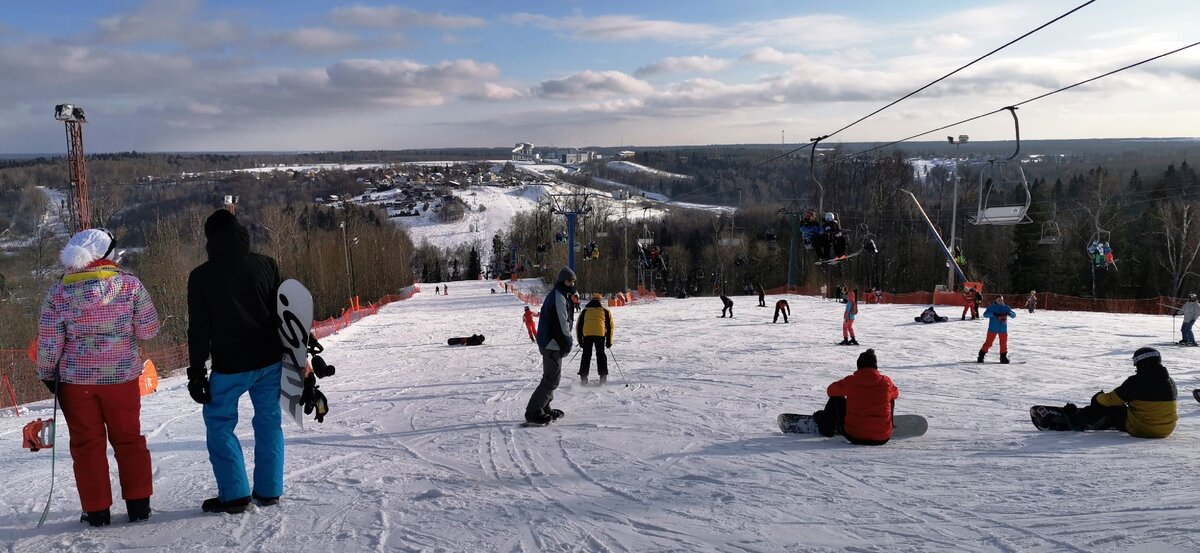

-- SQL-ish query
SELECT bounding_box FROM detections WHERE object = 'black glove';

[188,377,211,405]
[42,380,56,396]
[606,340,612,349]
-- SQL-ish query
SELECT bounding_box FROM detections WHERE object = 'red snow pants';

[525,322,537,341]
[981,331,1008,354]
[60,380,152,511]
[842,320,855,339]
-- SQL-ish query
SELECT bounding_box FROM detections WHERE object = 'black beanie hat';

[857,348,878,369]
[205,209,239,238]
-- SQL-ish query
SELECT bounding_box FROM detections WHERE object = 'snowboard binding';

[308,335,336,378]
[299,374,330,423]
[22,418,55,452]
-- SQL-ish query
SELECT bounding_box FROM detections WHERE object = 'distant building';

[512,143,537,162]
[618,150,635,158]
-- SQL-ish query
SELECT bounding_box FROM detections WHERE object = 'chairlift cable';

[759,0,1097,168]
[840,39,1200,161]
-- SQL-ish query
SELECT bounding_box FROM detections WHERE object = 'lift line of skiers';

[525,267,1197,445]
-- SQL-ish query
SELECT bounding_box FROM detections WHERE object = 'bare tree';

[1154,200,1200,299]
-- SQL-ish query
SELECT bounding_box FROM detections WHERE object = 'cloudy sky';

[1,0,1198,153]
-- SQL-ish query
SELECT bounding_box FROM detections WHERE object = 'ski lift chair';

[967,107,1033,226]
[1038,221,1062,245]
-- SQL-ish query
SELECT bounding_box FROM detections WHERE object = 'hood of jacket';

[206,223,251,262]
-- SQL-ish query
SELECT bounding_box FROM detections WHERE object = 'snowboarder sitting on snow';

[525,267,576,425]
[811,349,900,445]
[978,296,1016,364]
[720,293,733,318]
[1179,293,1198,346]
[915,306,948,323]
[522,305,539,343]
[576,293,614,385]
[773,299,791,323]
[1062,347,1178,438]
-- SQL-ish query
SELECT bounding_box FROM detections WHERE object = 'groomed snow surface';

[3,280,1200,552]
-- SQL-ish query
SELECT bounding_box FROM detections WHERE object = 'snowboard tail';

[277,279,314,428]
[777,413,928,438]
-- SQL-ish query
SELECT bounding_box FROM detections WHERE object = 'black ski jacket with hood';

[187,210,284,377]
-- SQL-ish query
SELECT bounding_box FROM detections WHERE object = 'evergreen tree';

[468,246,482,279]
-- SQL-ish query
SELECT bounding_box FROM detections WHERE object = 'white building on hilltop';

[512,143,537,162]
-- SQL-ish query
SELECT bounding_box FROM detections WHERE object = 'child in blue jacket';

[978,296,1016,363]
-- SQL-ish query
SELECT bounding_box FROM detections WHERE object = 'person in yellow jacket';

[576,293,614,385]
[1063,346,1177,438]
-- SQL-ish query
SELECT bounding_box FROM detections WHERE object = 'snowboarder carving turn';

[524,267,576,425]
[978,296,1016,363]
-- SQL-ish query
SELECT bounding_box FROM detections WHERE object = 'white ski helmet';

[824,212,835,222]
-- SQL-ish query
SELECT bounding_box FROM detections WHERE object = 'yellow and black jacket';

[575,299,614,345]
[1095,362,1178,438]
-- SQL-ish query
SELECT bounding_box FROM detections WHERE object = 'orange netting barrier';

[2,284,422,408]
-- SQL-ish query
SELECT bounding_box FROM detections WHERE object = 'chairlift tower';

[54,104,90,233]
[946,134,968,290]
[549,192,591,272]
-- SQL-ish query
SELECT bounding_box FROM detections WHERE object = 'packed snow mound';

[606,160,692,180]
[397,184,550,256]
[2,280,1197,551]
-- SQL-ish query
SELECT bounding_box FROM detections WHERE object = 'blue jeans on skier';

[203,362,284,502]
[1182,320,1196,345]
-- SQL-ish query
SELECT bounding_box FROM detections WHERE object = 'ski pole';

[608,348,630,388]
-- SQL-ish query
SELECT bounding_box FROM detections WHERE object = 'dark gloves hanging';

[188,375,211,405]
[42,380,56,396]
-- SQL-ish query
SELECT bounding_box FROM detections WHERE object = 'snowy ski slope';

[2,280,1199,551]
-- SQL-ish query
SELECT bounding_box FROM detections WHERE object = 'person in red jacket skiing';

[812,349,900,445]
[522,306,538,342]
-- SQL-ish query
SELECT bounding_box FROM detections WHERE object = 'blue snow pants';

[1183,320,1196,344]
[203,362,284,502]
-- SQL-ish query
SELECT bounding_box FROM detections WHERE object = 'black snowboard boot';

[127,498,151,522]
[848,338,859,345]
[1000,353,1010,364]
[838,339,850,345]
[202,496,252,514]
[252,491,280,507]
[81,509,111,527]
[525,411,553,425]
[977,350,986,363]
[545,408,565,420]
[579,375,588,385]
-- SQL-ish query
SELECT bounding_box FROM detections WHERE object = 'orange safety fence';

[1,284,422,409]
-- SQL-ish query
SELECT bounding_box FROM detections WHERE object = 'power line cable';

[758,0,1098,168]
[840,40,1200,160]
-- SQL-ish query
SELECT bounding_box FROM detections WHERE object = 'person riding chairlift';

[821,212,847,259]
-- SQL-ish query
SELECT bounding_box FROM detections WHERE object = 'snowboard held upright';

[276,279,314,428]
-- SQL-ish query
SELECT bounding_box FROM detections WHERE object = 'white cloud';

[509,13,717,42]
[741,46,813,67]
[536,70,655,99]
[276,27,366,53]
[330,5,485,30]
[93,0,247,49]
[635,55,731,77]
[913,33,972,52]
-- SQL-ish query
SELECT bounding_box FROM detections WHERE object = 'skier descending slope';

[522,306,538,343]
[978,296,1016,363]
[187,209,286,513]
[525,267,576,425]
[37,229,160,526]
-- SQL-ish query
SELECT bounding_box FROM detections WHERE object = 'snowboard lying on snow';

[777,413,928,438]
[447,334,485,346]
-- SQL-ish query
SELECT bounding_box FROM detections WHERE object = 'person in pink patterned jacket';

[36,228,159,527]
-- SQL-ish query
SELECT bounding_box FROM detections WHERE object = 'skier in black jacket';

[187,209,286,514]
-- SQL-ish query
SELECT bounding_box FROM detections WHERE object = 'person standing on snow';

[525,267,576,424]
[1061,347,1177,438]
[720,292,734,318]
[576,293,614,385]
[811,349,900,445]
[773,299,791,323]
[1025,290,1038,314]
[522,305,539,343]
[757,283,766,307]
[840,289,859,345]
[961,286,975,320]
[978,296,1017,363]
[1179,293,1198,346]
[187,209,286,514]
[37,229,160,526]
[972,289,983,319]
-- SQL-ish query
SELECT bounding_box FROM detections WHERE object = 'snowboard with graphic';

[276,279,313,428]
[777,413,928,438]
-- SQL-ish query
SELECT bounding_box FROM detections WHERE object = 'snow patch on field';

[606,160,692,180]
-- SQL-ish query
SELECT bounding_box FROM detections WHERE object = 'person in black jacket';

[526,267,576,424]
[720,293,733,318]
[187,209,285,514]
[773,299,791,323]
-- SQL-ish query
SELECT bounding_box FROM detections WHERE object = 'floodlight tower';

[54,104,90,233]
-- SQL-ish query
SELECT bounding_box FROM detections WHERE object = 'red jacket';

[523,310,538,326]
[827,368,900,442]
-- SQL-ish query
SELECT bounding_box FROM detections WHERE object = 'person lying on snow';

[914,306,948,323]
[811,349,900,445]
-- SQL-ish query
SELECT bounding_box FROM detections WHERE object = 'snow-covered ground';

[3,280,1199,551]
[606,160,692,180]
[399,184,550,253]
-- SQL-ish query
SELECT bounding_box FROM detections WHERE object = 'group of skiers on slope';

[36,210,303,526]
